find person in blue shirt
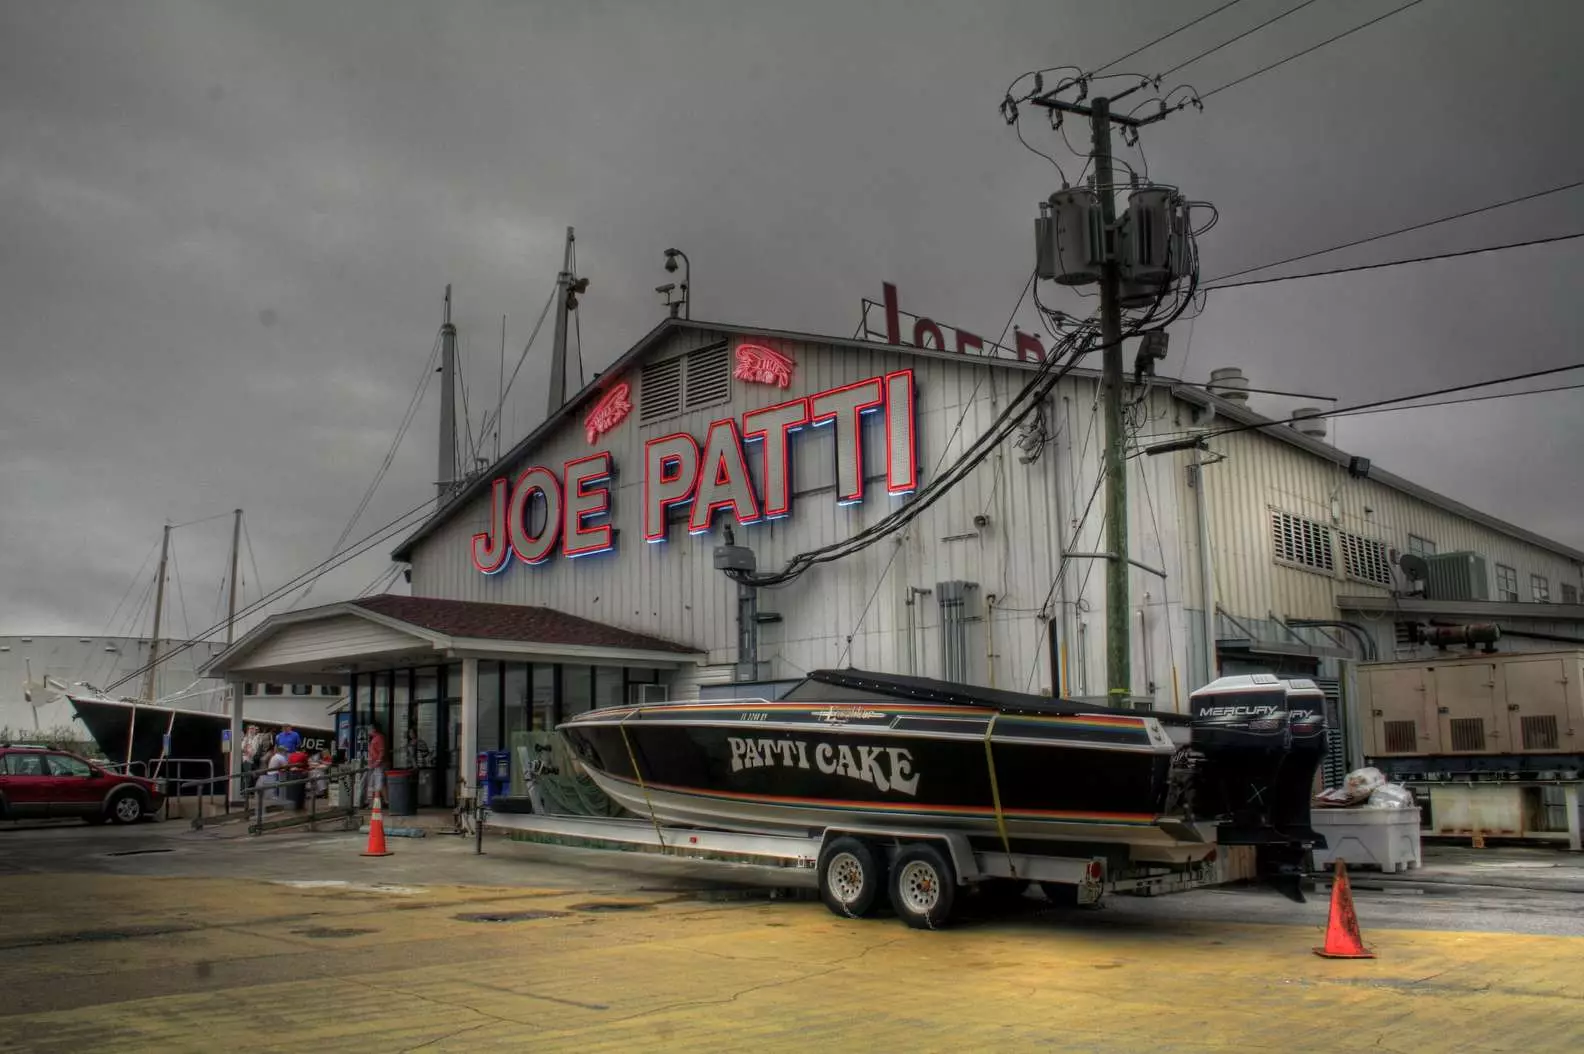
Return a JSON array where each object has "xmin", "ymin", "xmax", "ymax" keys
[{"xmin": 275, "ymin": 725, "xmax": 302, "ymax": 754}]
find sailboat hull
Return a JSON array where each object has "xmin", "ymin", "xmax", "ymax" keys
[{"xmin": 66, "ymin": 695, "xmax": 333, "ymax": 792}]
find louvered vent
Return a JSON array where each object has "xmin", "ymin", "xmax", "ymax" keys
[
  {"xmin": 640, "ymin": 357, "xmax": 683, "ymax": 423},
  {"xmin": 1270, "ymin": 510, "xmax": 1334, "ymax": 572},
  {"xmin": 683, "ymin": 343, "xmax": 731, "ymax": 411},
  {"xmin": 1449, "ymin": 717, "xmax": 1486, "ymax": 752},
  {"xmin": 1522, "ymin": 714, "xmax": 1560, "ymax": 751},
  {"xmin": 1383, "ymin": 720, "xmax": 1418, "ymax": 753},
  {"xmin": 1339, "ymin": 531, "xmax": 1393, "ymax": 587}
]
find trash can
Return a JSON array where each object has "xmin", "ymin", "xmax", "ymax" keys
[
  {"xmin": 284, "ymin": 773, "xmax": 306, "ymax": 810},
  {"xmin": 387, "ymin": 769, "xmax": 417, "ymax": 816}
]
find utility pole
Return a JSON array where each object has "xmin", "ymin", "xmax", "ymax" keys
[
  {"xmin": 1030, "ymin": 89, "xmax": 1175, "ymax": 707},
  {"xmin": 547, "ymin": 227, "xmax": 575, "ymax": 419},
  {"xmin": 1090, "ymin": 96, "xmax": 1131, "ymax": 707},
  {"xmin": 438, "ymin": 284, "xmax": 458, "ymax": 503}
]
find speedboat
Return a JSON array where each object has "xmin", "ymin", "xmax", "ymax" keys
[{"xmin": 558, "ymin": 669, "xmax": 1329, "ymax": 885}]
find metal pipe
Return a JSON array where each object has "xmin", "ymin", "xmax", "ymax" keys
[{"xmin": 1190, "ymin": 448, "xmax": 1217, "ymax": 687}]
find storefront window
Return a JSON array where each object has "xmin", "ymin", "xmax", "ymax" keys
[
  {"xmin": 373, "ymin": 671, "xmax": 393, "ymax": 747},
  {"xmin": 414, "ymin": 668, "xmax": 439, "ymax": 771},
  {"xmin": 391, "ymin": 670, "xmax": 411, "ymax": 767},
  {"xmin": 594, "ymin": 666, "xmax": 625, "ymax": 710},
  {"xmin": 532, "ymin": 665, "xmax": 556, "ymax": 730},
  {"xmin": 562, "ymin": 664, "xmax": 593, "ymax": 719},
  {"xmin": 504, "ymin": 663, "xmax": 530, "ymax": 743},
  {"xmin": 477, "ymin": 661, "xmax": 502, "ymax": 752}
]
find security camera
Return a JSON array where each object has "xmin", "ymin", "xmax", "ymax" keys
[
  {"xmin": 665, "ymin": 256, "xmax": 678, "ymax": 273},
  {"xmin": 973, "ymin": 513, "xmax": 990, "ymax": 529}
]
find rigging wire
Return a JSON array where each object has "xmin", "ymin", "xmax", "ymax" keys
[
  {"xmin": 1203, "ymin": 230, "xmax": 1584, "ymax": 291},
  {"xmin": 1093, "ymin": 0, "xmax": 1248, "ymax": 75},
  {"xmin": 1205, "ymin": 178, "xmax": 1584, "ymax": 285},
  {"xmin": 105, "ymin": 495, "xmax": 443, "ymax": 695},
  {"xmin": 167, "ymin": 535, "xmax": 193, "ymax": 645},
  {"xmin": 1160, "ymin": 0, "xmax": 1324, "ymax": 76},
  {"xmin": 477, "ymin": 285, "xmax": 557, "ymax": 448},
  {"xmin": 1200, "ymin": 0, "xmax": 1431, "ymax": 100},
  {"xmin": 97, "ymin": 538, "xmax": 161, "ymax": 641},
  {"xmin": 241, "ymin": 513, "xmax": 267, "ymax": 606},
  {"xmin": 289, "ymin": 328, "xmax": 443, "ymax": 610}
]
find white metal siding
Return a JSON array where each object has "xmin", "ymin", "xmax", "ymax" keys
[{"xmin": 238, "ymin": 615, "xmax": 423, "ymax": 669}]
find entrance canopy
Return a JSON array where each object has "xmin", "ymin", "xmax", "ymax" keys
[{"xmin": 204, "ymin": 594, "xmax": 705, "ymax": 684}]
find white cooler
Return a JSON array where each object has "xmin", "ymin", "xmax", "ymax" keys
[{"xmin": 1311, "ymin": 806, "xmax": 1422, "ymax": 873}]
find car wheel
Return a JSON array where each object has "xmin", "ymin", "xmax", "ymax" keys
[{"xmin": 109, "ymin": 792, "xmax": 145, "ymax": 825}]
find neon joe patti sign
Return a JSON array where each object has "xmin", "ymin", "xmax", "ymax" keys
[{"xmin": 468, "ymin": 361, "xmax": 919, "ymax": 574}]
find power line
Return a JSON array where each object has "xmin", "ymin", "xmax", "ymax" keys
[
  {"xmin": 1093, "ymin": 0, "xmax": 1247, "ymax": 75},
  {"xmin": 1201, "ymin": 0, "xmax": 1431, "ymax": 100},
  {"xmin": 1203, "ymin": 230, "xmax": 1584, "ymax": 290},
  {"xmin": 1206, "ymin": 178, "xmax": 1584, "ymax": 285},
  {"xmin": 1146, "ymin": 361, "xmax": 1584, "ymax": 451},
  {"xmin": 1329, "ymin": 379, "xmax": 1584, "ymax": 418},
  {"xmin": 1161, "ymin": 0, "xmax": 1324, "ymax": 77}
]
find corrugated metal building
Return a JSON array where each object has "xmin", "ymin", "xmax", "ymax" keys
[{"xmin": 207, "ymin": 316, "xmax": 1584, "ymax": 803}]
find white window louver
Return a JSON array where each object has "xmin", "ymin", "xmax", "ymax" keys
[
  {"xmin": 1339, "ymin": 531, "xmax": 1393, "ymax": 587},
  {"xmin": 1271, "ymin": 510, "xmax": 1334, "ymax": 573},
  {"xmin": 639, "ymin": 357, "xmax": 683, "ymax": 423},
  {"xmin": 683, "ymin": 342, "xmax": 731, "ymax": 411}
]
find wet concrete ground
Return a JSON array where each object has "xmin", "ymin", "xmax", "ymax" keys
[{"xmin": 1, "ymin": 819, "xmax": 1581, "ymax": 1051}]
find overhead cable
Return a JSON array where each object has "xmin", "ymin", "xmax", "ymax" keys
[
  {"xmin": 1202, "ymin": 230, "xmax": 1584, "ymax": 290},
  {"xmin": 1206, "ymin": 178, "xmax": 1584, "ymax": 285},
  {"xmin": 1200, "ymin": 0, "xmax": 1431, "ymax": 100},
  {"xmin": 1093, "ymin": 0, "xmax": 1248, "ymax": 75}
]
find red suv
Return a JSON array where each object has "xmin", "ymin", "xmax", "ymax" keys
[{"xmin": 0, "ymin": 745, "xmax": 165, "ymax": 824}]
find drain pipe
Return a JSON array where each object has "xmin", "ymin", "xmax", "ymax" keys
[{"xmin": 1189, "ymin": 446, "xmax": 1217, "ymax": 686}]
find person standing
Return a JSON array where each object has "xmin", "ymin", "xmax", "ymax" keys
[
  {"xmin": 364, "ymin": 723, "xmax": 387, "ymax": 808},
  {"xmin": 276, "ymin": 724, "xmax": 302, "ymax": 755}
]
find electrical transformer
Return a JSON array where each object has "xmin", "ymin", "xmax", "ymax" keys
[
  {"xmin": 1122, "ymin": 187, "xmax": 1190, "ymax": 285},
  {"xmin": 1037, "ymin": 188, "xmax": 1103, "ymax": 286}
]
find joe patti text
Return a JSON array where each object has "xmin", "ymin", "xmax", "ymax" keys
[
  {"xmin": 469, "ymin": 365, "xmax": 918, "ymax": 574},
  {"xmin": 727, "ymin": 735, "xmax": 921, "ymax": 797}
]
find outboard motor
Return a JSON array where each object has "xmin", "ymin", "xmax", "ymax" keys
[{"xmin": 1187, "ymin": 674, "xmax": 1330, "ymax": 901}]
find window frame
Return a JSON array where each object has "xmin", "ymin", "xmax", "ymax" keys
[
  {"xmin": 1531, "ymin": 574, "xmax": 1551, "ymax": 603},
  {"xmin": 1495, "ymin": 564, "xmax": 1519, "ymax": 602}
]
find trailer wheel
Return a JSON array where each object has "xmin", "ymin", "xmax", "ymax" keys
[
  {"xmin": 890, "ymin": 843, "xmax": 956, "ymax": 930},
  {"xmin": 818, "ymin": 836, "xmax": 886, "ymax": 919}
]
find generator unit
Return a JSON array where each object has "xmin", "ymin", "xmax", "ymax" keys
[{"xmin": 1361, "ymin": 649, "xmax": 1583, "ymax": 773}]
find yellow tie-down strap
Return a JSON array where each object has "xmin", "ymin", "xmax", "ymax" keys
[
  {"xmin": 983, "ymin": 713, "xmax": 1017, "ymax": 879},
  {"xmin": 619, "ymin": 712, "xmax": 667, "ymax": 849}
]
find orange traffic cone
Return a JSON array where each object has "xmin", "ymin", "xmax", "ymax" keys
[
  {"xmin": 1313, "ymin": 859, "xmax": 1373, "ymax": 959},
  {"xmin": 361, "ymin": 795, "xmax": 394, "ymax": 858}
]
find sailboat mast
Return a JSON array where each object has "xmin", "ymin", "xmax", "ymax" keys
[
  {"xmin": 226, "ymin": 509, "xmax": 242, "ymax": 645},
  {"xmin": 547, "ymin": 227, "xmax": 574, "ymax": 418},
  {"xmin": 437, "ymin": 285, "xmax": 458, "ymax": 503},
  {"xmin": 142, "ymin": 525, "xmax": 171, "ymax": 704}
]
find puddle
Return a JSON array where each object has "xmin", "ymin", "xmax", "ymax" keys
[
  {"xmin": 569, "ymin": 901, "xmax": 655, "ymax": 913},
  {"xmin": 454, "ymin": 910, "xmax": 566, "ymax": 923},
  {"xmin": 293, "ymin": 927, "xmax": 377, "ymax": 939},
  {"xmin": 105, "ymin": 848, "xmax": 176, "ymax": 857}
]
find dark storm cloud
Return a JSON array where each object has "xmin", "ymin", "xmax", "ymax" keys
[{"xmin": 2, "ymin": 0, "xmax": 1581, "ymax": 635}]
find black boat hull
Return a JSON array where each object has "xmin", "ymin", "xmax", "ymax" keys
[
  {"xmin": 560, "ymin": 697, "xmax": 1213, "ymax": 864},
  {"xmin": 67, "ymin": 695, "xmax": 333, "ymax": 793}
]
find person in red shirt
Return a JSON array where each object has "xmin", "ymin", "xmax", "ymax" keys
[{"xmin": 364, "ymin": 724, "xmax": 387, "ymax": 808}]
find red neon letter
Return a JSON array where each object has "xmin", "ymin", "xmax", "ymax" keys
[
  {"xmin": 690, "ymin": 418, "xmax": 760, "ymax": 535},
  {"xmin": 644, "ymin": 433, "xmax": 700, "ymax": 543},
  {"xmin": 470, "ymin": 477, "xmax": 511, "ymax": 575},
  {"xmin": 884, "ymin": 370, "xmax": 918, "ymax": 495},
  {"xmin": 741, "ymin": 397, "xmax": 809, "ymax": 520},
  {"xmin": 809, "ymin": 377, "xmax": 884, "ymax": 504},
  {"xmin": 507, "ymin": 466, "xmax": 562, "ymax": 566},
  {"xmin": 955, "ymin": 329, "xmax": 985, "ymax": 356},
  {"xmin": 1016, "ymin": 329, "xmax": 1046, "ymax": 362},
  {"xmin": 562, "ymin": 453, "xmax": 614, "ymax": 559}
]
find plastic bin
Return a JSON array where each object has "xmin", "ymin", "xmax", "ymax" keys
[
  {"xmin": 283, "ymin": 774, "xmax": 306, "ymax": 810},
  {"xmin": 387, "ymin": 769, "xmax": 417, "ymax": 816},
  {"xmin": 1312, "ymin": 806, "xmax": 1422, "ymax": 873}
]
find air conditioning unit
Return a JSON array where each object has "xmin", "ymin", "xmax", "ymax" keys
[{"xmin": 1424, "ymin": 551, "xmax": 1491, "ymax": 602}]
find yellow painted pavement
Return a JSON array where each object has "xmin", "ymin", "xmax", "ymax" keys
[{"xmin": 0, "ymin": 873, "xmax": 1580, "ymax": 1052}]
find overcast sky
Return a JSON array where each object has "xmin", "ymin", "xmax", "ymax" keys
[{"xmin": 3, "ymin": 0, "xmax": 1581, "ymax": 638}]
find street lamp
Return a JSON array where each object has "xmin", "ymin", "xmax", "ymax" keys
[{"xmin": 663, "ymin": 248, "xmax": 690, "ymax": 320}]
